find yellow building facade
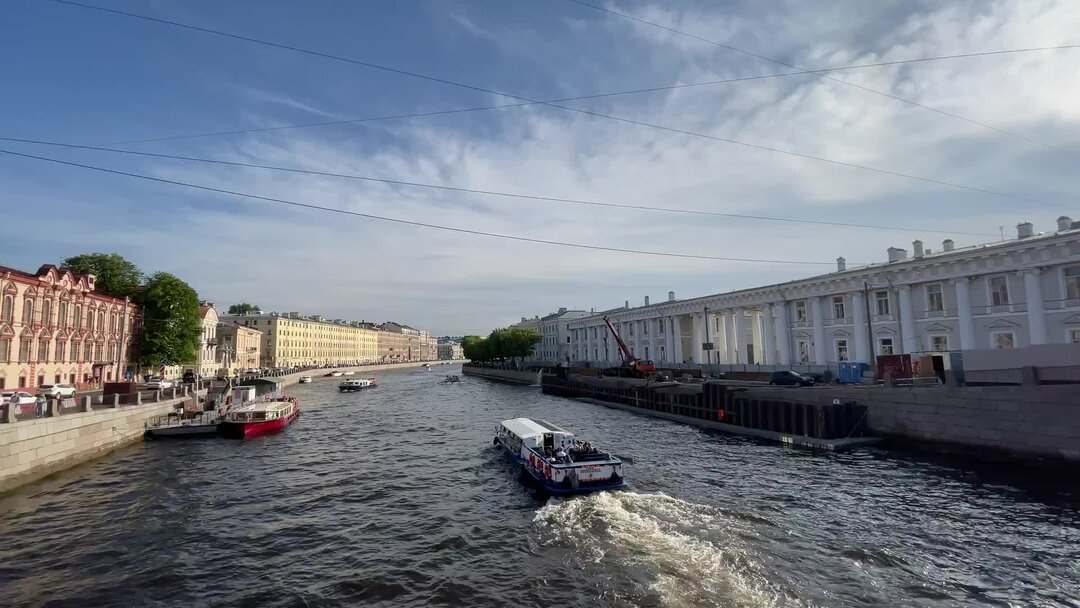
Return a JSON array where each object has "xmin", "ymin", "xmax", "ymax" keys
[{"xmin": 223, "ymin": 313, "xmax": 379, "ymax": 367}]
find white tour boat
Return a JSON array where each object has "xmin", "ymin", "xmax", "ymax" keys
[
  {"xmin": 298, "ymin": 376, "xmax": 313, "ymax": 384},
  {"xmin": 492, "ymin": 418, "xmax": 626, "ymax": 495},
  {"xmin": 339, "ymin": 378, "xmax": 377, "ymax": 392}
]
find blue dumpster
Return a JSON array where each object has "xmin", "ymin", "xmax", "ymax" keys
[{"xmin": 839, "ymin": 362, "xmax": 868, "ymax": 384}]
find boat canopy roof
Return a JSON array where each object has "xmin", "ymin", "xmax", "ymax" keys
[
  {"xmin": 499, "ymin": 418, "xmax": 576, "ymax": 442},
  {"xmin": 231, "ymin": 400, "xmax": 293, "ymax": 413}
]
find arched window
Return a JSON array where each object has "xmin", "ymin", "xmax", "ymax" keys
[
  {"xmin": 0, "ymin": 337, "xmax": 10, "ymax": 362},
  {"xmin": 70, "ymin": 341, "xmax": 79, "ymax": 362},
  {"xmin": 42, "ymin": 299, "xmax": 52, "ymax": 327},
  {"xmin": 74, "ymin": 305, "xmax": 82, "ymax": 329},
  {"xmin": 110, "ymin": 313, "xmax": 117, "ymax": 333},
  {"xmin": 1, "ymin": 295, "xmax": 13, "ymax": 322},
  {"xmin": 97, "ymin": 311, "xmax": 105, "ymax": 332},
  {"xmin": 84, "ymin": 342, "xmax": 93, "ymax": 361},
  {"xmin": 19, "ymin": 338, "xmax": 32, "ymax": 362},
  {"xmin": 87, "ymin": 310, "xmax": 95, "ymax": 331},
  {"xmin": 56, "ymin": 338, "xmax": 66, "ymax": 362},
  {"xmin": 22, "ymin": 299, "xmax": 34, "ymax": 326},
  {"xmin": 37, "ymin": 340, "xmax": 49, "ymax": 363},
  {"xmin": 58, "ymin": 301, "xmax": 68, "ymax": 328}
]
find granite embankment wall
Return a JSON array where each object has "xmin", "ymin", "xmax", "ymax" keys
[
  {"xmin": 0, "ymin": 396, "xmax": 190, "ymax": 492},
  {"xmin": 461, "ymin": 365, "xmax": 539, "ymax": 385},
  {"xmin": 740, "ymin": 385, "xmax": 1080, "ymax": 463}
]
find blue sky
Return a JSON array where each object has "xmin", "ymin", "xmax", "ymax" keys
[{"xmin": 1, "ymin": 0, "xmax": 1077, "ymax": 334}]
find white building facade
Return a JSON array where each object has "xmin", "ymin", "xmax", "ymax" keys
[
  {"xmin": 512, "ymin": 308, "xmax": 589, "ymax": 363},
  {"xmin": 569, "ymin": 219, "xmax": 1080, "ymax": 367}
]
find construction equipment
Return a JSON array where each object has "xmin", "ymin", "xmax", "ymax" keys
[{"xmin": 602, "ymin": 316, "xmax": 657, "ymax": 377}]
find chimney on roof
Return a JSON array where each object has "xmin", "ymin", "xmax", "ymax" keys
[
  {"xmin": 887, "ymin": 247, "xmax": 908, "ymax": 263},
  {"xmin": 942, "ymin": 239, "xmax": 955, "ymax": 251},
  {"xmin": 836, "ymin": 256, "xmax": 846, "ymax": 272},
  {"xmin": 1017, "ymin": 222, "xmax": 1034, "ymax": 238},
  {"xmin": 624, "ymin": 300, "xmax": 630, "ymax": 309},
  {"xmin": 668, "ymin": 291, "xmax": 675, "ymax": 302},
  {"xmin": 590, "ymin": 307, "xmax": 595, "ymax": 313},
  {"xmin": 1058, "ymin": 216, "xmax": 1073, "ymax": 231},
  {"xmin": 558, "ymin": 307, "xmax": 567, "ymax": 314},
  {"xmin": 521, "ymin": 317, "xmax": 526, "ymax": 323},
  {"xmin": 912, "ymin": 240, "xmax": 925, "ymax": 258},
  {"xmin": 644, "ymin": 296, "xmax": 650, "ymax": 306}
]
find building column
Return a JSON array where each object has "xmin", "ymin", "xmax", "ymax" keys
[
  {"xmin": 712, "ymin": 313, "xmax": 727, "ymax": 364},
  {"xmin": 898, "ymin": 285, "xmax": 917, "ymax": 354},
  {"xmin": 690, "ymin": 313, "xmax": 705, "ymax": 364},
  {"xmin": 810, "ymin": 297, "xmax": 827, "ymax": 364},
  {"xmin": 773, "ymin": 302, "xmax": 791, "ymax": 365},
  {"xmin": 762, "ymin": 304, "xmax": 776, "ymax": 365},
  {"xmin": 662, "ymin": 317, "xmax": 672, "ymax": 363},
  {"xmin": 1024, "ymin": 269, "xmax": 1048, "ymax": 345},
  {"xmin": 731, "ymin": 309, "xmax": 744, "ymax": 364},
  {"xmin": 672, "ymin": 316, "xmax": 684, "ymax": 363},
  {"xmin": 852, "ymin": 290, "xmax": 869, "ymax": 363},
  {"xmin": 955, "ymin": 278, "xmax": 976, "ymax": 350},
  {"xmin": 750, "ymin": 308, "xmax": 764, "ymax": 365},
  {"xmin": 724, "ymin": 311, "xmax": 736, "ymax": 364}
]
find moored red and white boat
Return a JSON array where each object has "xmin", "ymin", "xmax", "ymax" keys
[
  {"xmin": 218, "ymin": 396, "xmax": 300, "ymax": 439},
  {"xmin": 493, "ymin": 418, "xmax": 626, "ymax": 495}
]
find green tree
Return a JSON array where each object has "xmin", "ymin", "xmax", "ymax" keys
[
  {"xmin": 461, "ymin": 335, "xmax": 489, "ymax": 362},
  {"xmin": 63, "ymin": 253, "xmax": 143, "ymax": 298},
  {"xmin": 137, "ymin": 272, "xmax": 201, "ymax": 367},
  {"xmin": 502, "ymin": 327, "xmax": 541, "ymax": 361},
  {"xmin": 227, "ymin": 303, "xmax": 261, "ymax": 315}
]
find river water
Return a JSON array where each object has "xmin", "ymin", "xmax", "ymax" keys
[{"xmin": 1, "ymin": 365, "xmax": 1077, "ymax": 607}]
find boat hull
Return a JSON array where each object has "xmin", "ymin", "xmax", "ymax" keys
[
  {"xmin": 494, "ymin": 438, "xmax": 626, "ymax": 495},
  {"xmin": 338, "ymin": 385, "xmax": 376, "ymax": 392},
  {"xmin": 219, "ymin": 407, "xmax": 300, "ymax": 439}
]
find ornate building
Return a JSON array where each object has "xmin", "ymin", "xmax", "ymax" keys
[
  {"xmin": 0, "ymin": 264, "xmax": 138, "ymax": 390},
  {"xmin": 223, "ymin": 312, "xmax": 379, "ymax": 367},
  {"xmin": 566, "ymin": 219, "xmax": 1080, "ymax": 367},
  {"xmin": 216, "ymin": 320, "xmax": 262, "ymax": 374}
]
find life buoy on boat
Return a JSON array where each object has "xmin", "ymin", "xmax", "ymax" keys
[{"xmin": 717, "ymin": 409, "xmax": 726, "ymax": 422}]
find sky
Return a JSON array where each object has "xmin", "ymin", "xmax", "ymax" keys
[{"xmin": 0, "ymin": 0, "xmax": 1077, "ymax": 335}]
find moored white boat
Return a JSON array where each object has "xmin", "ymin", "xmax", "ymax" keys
[
  {"xmin": 493, "ymin": 418, "xmax": 626, "ymax": 495},
  {"xmin": 144, "ymin": 411, "xmax": 220, "ymax": 438},
  {"xmin": 298, "ymin": 376, "xmax": 313, "ymax": 384},
  {"xmin": 218, "ymin": 396, "xmax": 300, "ymax": 439},
  {"xmin": 339, "ymin": 378, "xmax": 377, "ymax": 392}
]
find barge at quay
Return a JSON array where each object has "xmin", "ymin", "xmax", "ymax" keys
[{"xmin": 493, "ymin": 417, "xmax": 625, "ymax": 495}]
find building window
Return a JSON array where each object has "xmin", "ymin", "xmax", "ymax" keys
[
  {"xmin": 0, "ymin": 337, "xmax": 10, "ymax": 362},
  {"xmin": 19, "ymin": 375, "xmax": 27, "ymax": 388},
  {"xmin": 659, "ymin": 321, "xmax": 665, "ymax": 335},
  {"xmin": 878, "ymin": 337, "xmax": 894, "ymax": 355},
  {"xmin": 42, "ymin": 300, "xmax": 52, "ymax": 326},
  {"xmin": 794, "ymin": 301, "xmax": 807, "ymax": 322},
  {"xmin": 643, "ymin": 321, "xmax": 649, "ymax": 336},
  {"xmin": 796, "ymin": 339, "xmax": 810, "ymax": 363},
  {"xmin": 628, "ymin": 323, "xmax": 634, "ymax": 336},
  {"xmin": 1069, "ymin": 328, "xmax": 1080, "ymax": 343},
  {"xmin": 58, "ymin": 301, "xmax": 68, "ymax": 327},
  {"xmin": 1065, "ymin": 266, "xmax": 1080, "ymax": 300},
  {"xmin": 930, "ymin": 335, "xmax": 948, "ymax": 352},
  {"xmin": 37, "ymin": 340, "xmax": 48, "ymax": 363},
  {"xmin": 990, "ymin": 276, "xmax": 1010, "ymax": 306},
  {"xmin": 19, "ymin": 338, "xmax": 31, "ymax": 362},
  {"xmin": 70, "ymin": 341, "xmax": 79, "ymax": 361},
  {"xmin": 833, "ymin": 296, "xmax": 845, "ymax": 320},
  {"xmin": 927, "ymin": 283, "xmax": 944, "ymax": 312},
  {"xmin": 1, "ymin": 295, "xmax": 12, "ymax": 322},
  {"xmin": 875, "ymin": 291, "xmax": 891, "ymax": 316},
  {"xmin": 74, "ymin": 306, "xmax": 82, "ymax": 329},
  {"xmin": 56, "ymin": 339, "xmax": 66, "ymax": 362},
  {"xmin": 644, "ymin": 346, "xmax": 649, "ymax": 359},
  {"xmin": 836, "ymin": 339, "xmax": 849, "ymax": 362},
  {"xmin": 992, "ymin": 332, "xmax": 1015, "ymax": 349},
  {"xmin": 23, "ymin": 299, "xmax": 34, "ymax": 326},
  {"xmin": 84, "ymin": 342, "xmax": 93, "ymax": 361}
]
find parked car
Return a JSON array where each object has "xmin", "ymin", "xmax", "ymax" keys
[
  {"xmin": 182, "ymin": 371, "xmax": 198, "ymax": 384},
  {"xmin": 143, "ymin": 377, "xmax": 174, "ymax": 390},
  {"xmin": 37, "ymin": 384, "xmax": 77, "ymax": 398},
  {"xmin": 769, "ymin": 370, "xmax": 816, "ymax": 386},
  {"xmin": 1, "ymin": 391, "xmax": 37, "ymax": 406}
]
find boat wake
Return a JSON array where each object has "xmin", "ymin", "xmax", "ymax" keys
[{"xmin": 534, "ymin": 492, "xmax": 802, "ymax": 608}]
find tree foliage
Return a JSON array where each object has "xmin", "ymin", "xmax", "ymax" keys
[
  {"xmin": 137, "ymin": 272, "xmax": 202, "ymax": 366},
  {"xmin": 63, "ymin": 253, "xmax": 143, "ymax": 299},
  {"xmin": 461, "ymin": 328, "xmax": 541, "ymax": 362},
  {"xmin": 227, "ymin": 303, "xmax": 261, "ymax": 315}
]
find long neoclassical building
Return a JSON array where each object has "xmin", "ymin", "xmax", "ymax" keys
[
  {"xmin": 0, "ymin": 264, "xmax": 139, "ymax": 390},
  {"xmin": 567, "ymin": 218, "xmax": 1080, "ymax": 367}
]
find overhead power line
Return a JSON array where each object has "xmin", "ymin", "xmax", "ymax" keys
[
  {"xmin": 0, "ymin": 135, "xmax": 1001, "ymax": 237},
  {"xmin": 48, "ymin": 0, "xmax": 1060, "ymax": 207},
  {"xmin": 0, "ymin": 147, "xmax": 851, "ymax": 265},
  {"xmin": 105, "ymin": 43, "xmax": 1078, "ymax": 146},
  {"xmin": 566, "ymin": 0, "xmax": 1069, "ymax": 150}
]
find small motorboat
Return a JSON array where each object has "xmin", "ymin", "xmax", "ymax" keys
[
  {"xmin": 442, "ymin": 374, "xmax": 461, "ymax": 384},
  {"xmin": 298, "ymin": 376, "xmax": 313, "ymax": 384},
  {"xmin": 339, "ymin": 378, "xmax": 377, "ymax": 392},
  {"xmin": 342, "ymin": 370, "xmax": 355, "ymax": 376},
  {"xmin": 218, "ymin": 396, "xmax": 300, "ymax": 439},
  {"xmin": 324, "ymin": 371, "xmax": 344, "ymax": 377}
]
